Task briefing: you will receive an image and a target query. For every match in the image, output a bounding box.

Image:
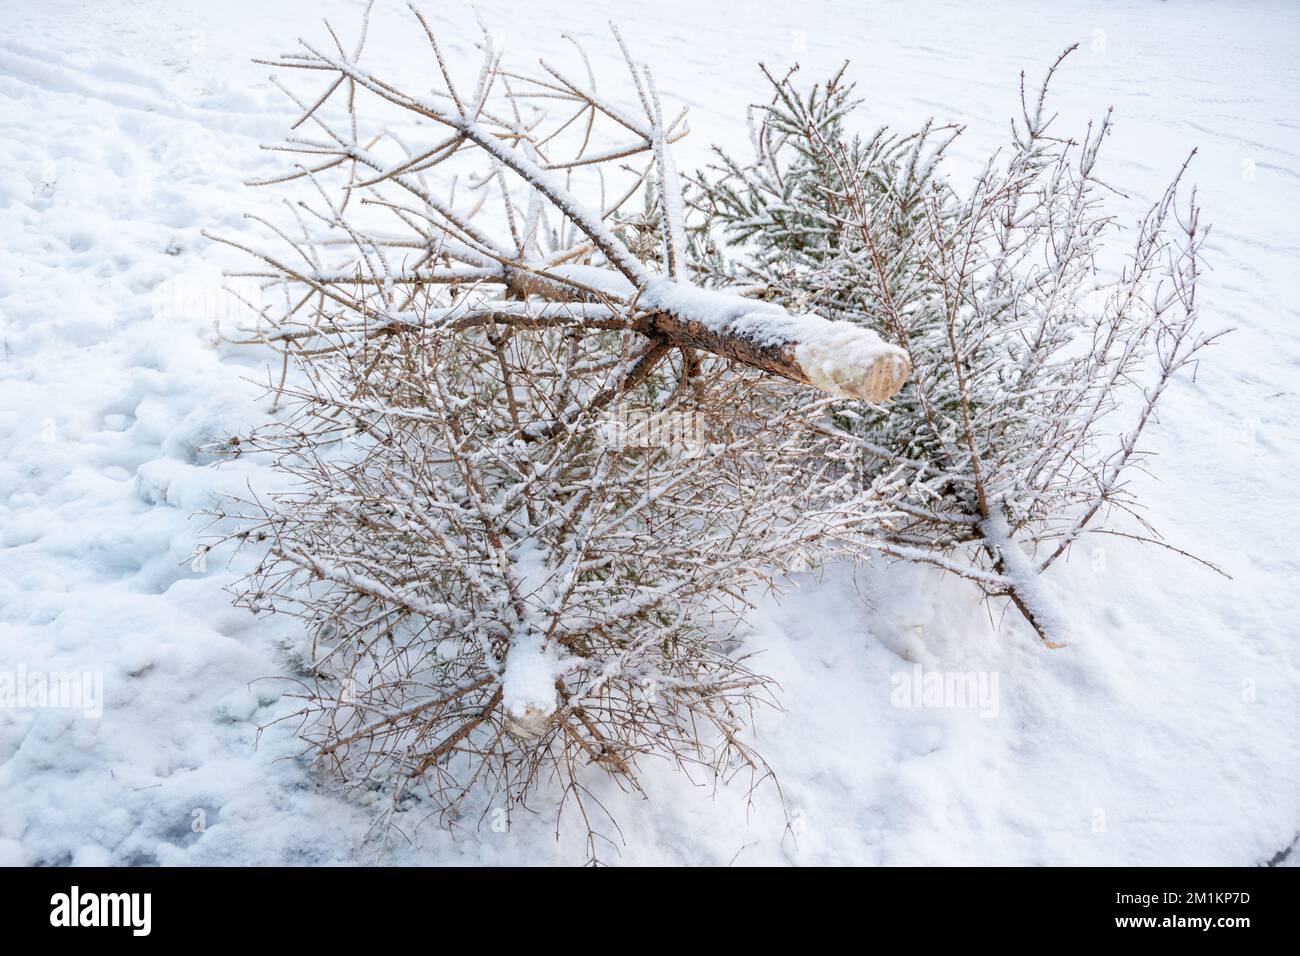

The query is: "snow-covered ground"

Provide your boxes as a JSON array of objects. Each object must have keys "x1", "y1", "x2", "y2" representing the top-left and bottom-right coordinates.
[{"x1": 1, "y1": 0, "x2": 1296, "y2": 865}]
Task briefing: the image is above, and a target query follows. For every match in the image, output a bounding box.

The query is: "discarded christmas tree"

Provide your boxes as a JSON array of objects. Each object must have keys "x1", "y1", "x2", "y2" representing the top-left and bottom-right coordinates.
[{"x1": 205, "y1": 7, "x2": 904, "y2": 855}]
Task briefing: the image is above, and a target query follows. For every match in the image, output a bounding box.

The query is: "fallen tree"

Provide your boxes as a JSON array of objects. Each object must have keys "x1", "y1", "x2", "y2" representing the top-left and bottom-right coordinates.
[{"x1": 203, "y1": 5, "x2": 902, "y2": 858}]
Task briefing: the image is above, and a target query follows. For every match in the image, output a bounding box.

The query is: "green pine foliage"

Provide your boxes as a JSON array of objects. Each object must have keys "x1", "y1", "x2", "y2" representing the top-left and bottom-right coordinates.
[{"x1": 689, "y1": 53, "x2": 1217, "y2": 644}]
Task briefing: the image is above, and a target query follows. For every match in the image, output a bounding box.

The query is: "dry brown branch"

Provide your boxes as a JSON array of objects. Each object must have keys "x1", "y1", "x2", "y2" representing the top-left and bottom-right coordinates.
[{"x1": 205, "y1": 6, "x2": 899, "y2": 859}]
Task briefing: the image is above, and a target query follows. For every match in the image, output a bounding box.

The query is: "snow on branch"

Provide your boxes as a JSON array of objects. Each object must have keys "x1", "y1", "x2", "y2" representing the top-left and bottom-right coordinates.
[
  {"x1": 213, "y1": 3, "x2": 909, "y2": 406},
  {"x1": 639, "y1": 279, "x2": 910, "y2": 401}
]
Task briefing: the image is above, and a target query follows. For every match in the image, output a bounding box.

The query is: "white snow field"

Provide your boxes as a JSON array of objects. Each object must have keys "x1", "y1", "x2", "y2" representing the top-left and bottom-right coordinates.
[{"x1": 1, "y1": 0, "x2": 1297, "y2": 866}]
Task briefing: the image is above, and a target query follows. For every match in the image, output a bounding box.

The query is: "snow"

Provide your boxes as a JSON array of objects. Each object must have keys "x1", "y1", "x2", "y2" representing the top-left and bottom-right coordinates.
[{"x1": 2, "y1": 0, "x2": 1298, "y2": 865}]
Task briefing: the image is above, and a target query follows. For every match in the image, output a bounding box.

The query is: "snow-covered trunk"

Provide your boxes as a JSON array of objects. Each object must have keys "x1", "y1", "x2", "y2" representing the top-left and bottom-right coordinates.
[
  {"x1": 979, "y1": 510, "x2": 1069, "y2": 648},
  {"x1": 639, "y1": 280, "x2": 911, "y2": 402}
]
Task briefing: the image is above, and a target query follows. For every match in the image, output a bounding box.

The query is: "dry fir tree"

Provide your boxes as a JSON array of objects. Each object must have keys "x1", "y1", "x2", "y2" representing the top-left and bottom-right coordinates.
[
  {"x1": 691, "y1": 51, "x2": 1224, "y2": 647},
  {"x1": 202, "y1": 4, "x2": 910, "y2": 856}
]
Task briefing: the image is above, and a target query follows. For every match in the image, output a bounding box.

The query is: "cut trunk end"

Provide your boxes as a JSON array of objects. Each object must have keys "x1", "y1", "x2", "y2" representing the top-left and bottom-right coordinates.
[{"x1": 794, "y1": 339, "x2": 911, "y2": 402}]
